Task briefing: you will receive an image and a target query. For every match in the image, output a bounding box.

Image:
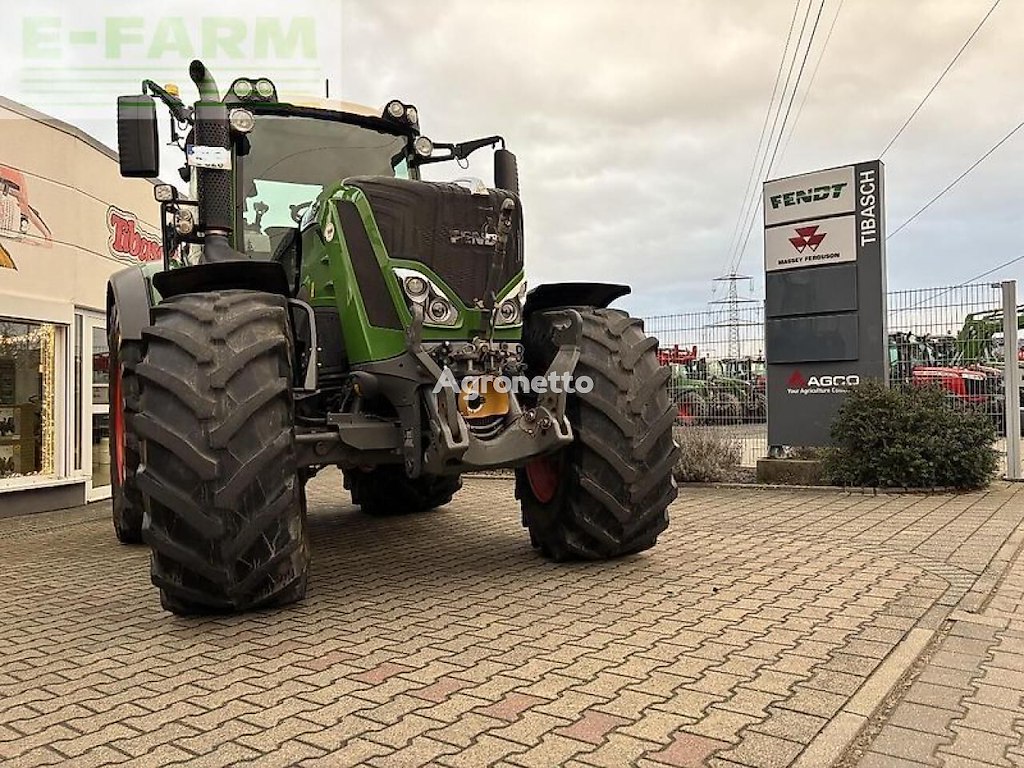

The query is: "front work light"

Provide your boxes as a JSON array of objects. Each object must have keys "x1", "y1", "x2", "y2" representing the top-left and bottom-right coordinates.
[
  {"x1": 229, "y1": 108, "x2": 255, "y2": 134},
  {"x1": 413, "y1": 136, "x2": 433, "y2": 157},
  {"x1": 153, "y1": 184, "x2": 176, "y2": 202}
]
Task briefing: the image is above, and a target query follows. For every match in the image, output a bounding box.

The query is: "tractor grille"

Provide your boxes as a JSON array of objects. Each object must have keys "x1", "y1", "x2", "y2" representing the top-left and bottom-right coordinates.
[
  {"x1": 346, "y1": 177, "x2": 523, "y2": 306},
  {"x1": 964, "y1": 377, "x2": 988, "y2": 398}
]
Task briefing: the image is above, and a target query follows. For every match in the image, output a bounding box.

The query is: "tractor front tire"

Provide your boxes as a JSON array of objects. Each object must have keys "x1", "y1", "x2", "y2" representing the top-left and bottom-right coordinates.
[
  {"x1": 344, "y1": 466, "x2": 462, "y2": 516},
  {"x1": 516, "y1": 308, "x2": 678, "y2": 560},
  {"x1": 108, "y1": 304, "x2": 144, "y2": 544},
  {"x1": 135, "y1": 290, "x2": 308, "y2": 615}
]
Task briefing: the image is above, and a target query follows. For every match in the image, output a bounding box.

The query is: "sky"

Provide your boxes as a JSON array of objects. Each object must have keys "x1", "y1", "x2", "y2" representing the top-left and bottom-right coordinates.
[{"x1": 3, "y1": 0, "x2": 1022, "y2": 317}]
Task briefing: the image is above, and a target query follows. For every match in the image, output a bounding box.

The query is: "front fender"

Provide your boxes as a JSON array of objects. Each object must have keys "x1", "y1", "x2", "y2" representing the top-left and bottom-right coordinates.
[
  {"x1": 107, "y1": 265, "x2": 158, "y2": 342},
  {"x1": 523, "y1": 282, "x2": 630, "y2": 317}
]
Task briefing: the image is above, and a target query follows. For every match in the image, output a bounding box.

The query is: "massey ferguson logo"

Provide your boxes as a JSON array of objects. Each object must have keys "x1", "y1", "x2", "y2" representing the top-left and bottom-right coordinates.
[
  {"x1": 787, "y1": 369, "x2": 860, "y2": 394},
  {"x1": 107, "y1": 207, "x2": 161, "y2": 263},
  {"x1": 789, "y1": 226, "x2": 825, "y2": 253}
]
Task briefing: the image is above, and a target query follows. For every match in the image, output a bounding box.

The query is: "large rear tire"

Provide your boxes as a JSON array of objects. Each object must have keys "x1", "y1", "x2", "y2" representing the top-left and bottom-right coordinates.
[
  {"x1": 344, "y1": 466, "x2": 462, "y2": 516},
  {"x1": 516, "y1": 308, "x2": 677, "y2": 560},
  {"x1": 135, "y1": 290, "x2": 308, "y2": 615},
  {"x1": 108, "y1": 304, "x2": 144, "y2": 544}
]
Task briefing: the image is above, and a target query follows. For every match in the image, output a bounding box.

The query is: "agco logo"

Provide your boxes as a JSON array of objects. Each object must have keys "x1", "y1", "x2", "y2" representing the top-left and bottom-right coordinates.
[
  {"x1": 107, "y1": 206, "x2": 162, "y2": 263},
  {"x1": 787, "y1": 370, "x2": 860, "y2": 393},
  {"x1": 769, "y1": 183, "x2": 847, "y2": 210},
  {"x1": 789, "y1": 225, "x2": 826, "y2": 253}
]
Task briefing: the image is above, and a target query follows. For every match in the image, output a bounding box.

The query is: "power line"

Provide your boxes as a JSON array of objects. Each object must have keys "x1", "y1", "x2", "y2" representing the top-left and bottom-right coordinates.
[
  {"x1": 909, "y1": 253, "x2": 1024, "y2": 309},
  {"x1": 777, "y1": 0, "x2": 845, "y2": 167},
  {"x1": 888, "y1": 119, "x2": 1024, "y2": 240},
  {"x1": 733, "y1": 0, "x2": 826, "y2": 273},
  {"x1": 719, "y1": 0, "x2": 803, "y2": 290},
  {"x1": 725, "y1": 0, "x2": 818, "y2": 276},
  {"x1": 880, "y1": 0, "x2": 1002, "y2": 158},
  {"x1": 763, "y1": 0, "x2": 827, "y2": 183}
]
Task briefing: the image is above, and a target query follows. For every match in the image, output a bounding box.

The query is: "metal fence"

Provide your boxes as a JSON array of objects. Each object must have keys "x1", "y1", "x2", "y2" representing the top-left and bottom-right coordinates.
[{"x1": 645, "y1": 281, "x2": 1021, "y2": 476}]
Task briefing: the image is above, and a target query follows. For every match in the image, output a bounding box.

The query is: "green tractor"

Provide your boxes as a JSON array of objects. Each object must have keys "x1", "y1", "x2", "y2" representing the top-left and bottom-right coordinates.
[{"x1": 107, "y1": 61, "x2": 678, "y2": 614}]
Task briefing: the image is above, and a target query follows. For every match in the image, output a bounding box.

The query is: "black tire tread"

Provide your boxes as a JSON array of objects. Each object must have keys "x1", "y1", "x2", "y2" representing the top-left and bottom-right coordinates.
[
  {"x1": 345, "y1": 466, "x2": 462, "y2": 516},
  {"x1": 136, "y1": 290, "x2": 308, "y2": 615},
  {"x1": 109, "y1": 304, "x2": 144, "y2": 545},
  {"x1": 517, "y1": 308, "x2": 678, "y2": 560}
]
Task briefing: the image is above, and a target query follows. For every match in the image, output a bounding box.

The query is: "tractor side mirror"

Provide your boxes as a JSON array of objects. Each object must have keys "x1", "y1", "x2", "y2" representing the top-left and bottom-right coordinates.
[
  {"x1": 116, "y1": 95, "x2": 159, "y2": 178},
  {"x1": 494, "y1": 148, "x2": 519, "y2": 196}
]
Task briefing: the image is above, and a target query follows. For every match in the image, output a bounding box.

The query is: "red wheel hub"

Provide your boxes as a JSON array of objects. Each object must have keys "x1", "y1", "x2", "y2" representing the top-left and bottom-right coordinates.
[
  {"x1": 110, "y1": 353, "x2": 126, "y2": 487},
  {"x1": 525, "y1": 455, "x2": 560, "y2": 503}
]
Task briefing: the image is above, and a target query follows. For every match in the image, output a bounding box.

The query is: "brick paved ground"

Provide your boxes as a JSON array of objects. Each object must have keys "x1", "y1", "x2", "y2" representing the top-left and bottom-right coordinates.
[
  {"x1": 1, "y1": 474, "x2": 1023, "y2": 767},
  {"x1": 852, "y1": 510, "x2": 1024, "y2": 768}
]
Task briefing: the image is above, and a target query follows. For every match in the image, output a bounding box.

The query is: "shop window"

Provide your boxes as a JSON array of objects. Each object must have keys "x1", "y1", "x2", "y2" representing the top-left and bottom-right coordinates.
[
  {"x1": 91, "y1": 326, "x2": 110, "y2": 490},
  {"x1": 0, "y1": 319, "x2": 56, "y2": 480}
]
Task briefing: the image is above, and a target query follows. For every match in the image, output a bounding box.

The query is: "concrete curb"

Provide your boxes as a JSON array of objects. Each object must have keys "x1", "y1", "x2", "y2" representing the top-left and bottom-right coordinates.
[
  {"x1": 677, "y1": 481, "x2": 974, "y2": 495},
  {"x1": 795, "y1": 627, "x2": 936, "y2": 768},
  {"x1": 464, "y1": 474, "x2": 1015, "y2": 497}
]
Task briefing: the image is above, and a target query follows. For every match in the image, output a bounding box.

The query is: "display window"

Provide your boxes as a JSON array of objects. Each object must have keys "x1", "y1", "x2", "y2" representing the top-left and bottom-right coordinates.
[{"x1": 0, "y1": 318, "x2": 57, "y2": 481}]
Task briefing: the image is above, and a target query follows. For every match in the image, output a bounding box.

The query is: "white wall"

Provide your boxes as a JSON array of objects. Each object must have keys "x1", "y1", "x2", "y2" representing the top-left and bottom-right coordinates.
[{"x1": 0, "y1": 98, "x2": 160, "y2": 322}]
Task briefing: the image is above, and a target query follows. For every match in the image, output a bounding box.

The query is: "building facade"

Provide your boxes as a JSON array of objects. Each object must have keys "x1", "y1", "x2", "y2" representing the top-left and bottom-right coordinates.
[{"x1": 0, "y1": 97, "x2": 160, "y2": 516}]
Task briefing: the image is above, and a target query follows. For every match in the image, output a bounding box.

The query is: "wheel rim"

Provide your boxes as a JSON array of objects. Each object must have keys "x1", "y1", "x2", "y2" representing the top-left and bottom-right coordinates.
[
  {"x1": 110, "y1": 349, "x2": 126, "y2": 487},
  {"x1": 525, "y1": 455, "x2": 560, "y2": 503}
]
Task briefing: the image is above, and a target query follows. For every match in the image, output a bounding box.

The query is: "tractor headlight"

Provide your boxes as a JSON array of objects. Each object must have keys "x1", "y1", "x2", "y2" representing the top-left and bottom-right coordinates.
[
  {"x1": 174, "y1": 208, "x2": 195, "y2": 235},
  {"x1": 386, "y1": 100, "x2": 406, "y2": 119},
  {"x1": 427, "y1": 297, "x2": 456, "y2": 325},
  {"x1": 395, "y1": 268, "x2": 460, "y2": 327},
  {"x1": 232, "y1": 79, "x2": 253, "y2": 99},
  {"x1": 406, "y1": 105, "x2": 418, "y2": 124},
  {"x1": 228, "y1": 108, "x2": 255, "y2": 134},
  {"x1": 404, "y1": 275, "x2": 428, "y2": 300},
  {"x1": 255, "y1": 79, "x2": 275, "y2": 99},
  {"x1": 413, "y1": 136, "x2": 433, "y2": 158},
  {"x1": 494, "y1": 278, "x2": 526, "y2": 327}
]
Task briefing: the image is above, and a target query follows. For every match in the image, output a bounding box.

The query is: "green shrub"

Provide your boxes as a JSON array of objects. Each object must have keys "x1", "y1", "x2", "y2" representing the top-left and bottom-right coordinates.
[
  {"x1": 674, "y1": 427, "x2": 742, "y2": 482},
  {"x1": 823, "y1": 380, "x2": 998, "y2": 490}
]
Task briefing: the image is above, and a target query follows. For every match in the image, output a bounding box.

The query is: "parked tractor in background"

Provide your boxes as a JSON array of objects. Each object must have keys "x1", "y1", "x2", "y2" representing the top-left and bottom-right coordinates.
[
  {"x1": 106, "y1": 61, "x2": 678, "y2": 615},
  {"x1": 660, "y1": 347, "x2": 766, "y2": 426},
  {"x1": 660, "y1": 345, "x2": 709, "y2": 425},
  {"x1": 888, "y1": 331, "x2": 1004, "y2": 428}
]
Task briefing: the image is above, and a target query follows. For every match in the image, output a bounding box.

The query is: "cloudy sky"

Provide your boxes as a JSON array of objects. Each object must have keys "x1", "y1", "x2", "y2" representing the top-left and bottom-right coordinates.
[{"x1": 5, "y1": 0, "x2": 1023, "y2": 317}]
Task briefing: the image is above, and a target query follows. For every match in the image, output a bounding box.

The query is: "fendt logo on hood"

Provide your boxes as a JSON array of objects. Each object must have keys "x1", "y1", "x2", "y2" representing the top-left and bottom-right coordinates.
[
  {"x1": 107, "y1": 207, "x2": 161, "y2": 263},
  {"x1": 787, "y1": 369, "x2": 860, "y2": 394},
  {"x1": 789, "y1": 226, "x2": 826, "y2": 253}
]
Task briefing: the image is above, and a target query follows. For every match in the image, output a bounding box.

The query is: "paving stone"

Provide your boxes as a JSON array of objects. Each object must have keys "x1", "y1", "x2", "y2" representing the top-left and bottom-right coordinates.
[
  {"x1": 647, "y1": 732, "x2": 732, "y2": 767},
  {"x1": 903, "y1": 681, "x2": 967, "y2": 711},
  {"x1": 716, "y1": 731, "x2": 804, "y2": 768},
  {"x1": 749, "y1": 707, "x2": 827, "y2": 743},
  {"x1": 941, "y1": 724, "x2": 1018, "y2": 765}
]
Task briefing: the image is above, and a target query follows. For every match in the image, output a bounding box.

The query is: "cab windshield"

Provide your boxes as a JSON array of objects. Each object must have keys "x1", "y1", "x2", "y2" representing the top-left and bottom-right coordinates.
[{"x1": 238, "y1": 111, "x2": 410, "y2": 259}]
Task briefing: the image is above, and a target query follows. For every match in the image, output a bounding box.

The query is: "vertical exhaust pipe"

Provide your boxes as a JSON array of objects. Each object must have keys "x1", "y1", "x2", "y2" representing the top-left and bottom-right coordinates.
[{"x1": 189, "y1": 60, "x2": 237, "y2": 262}]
